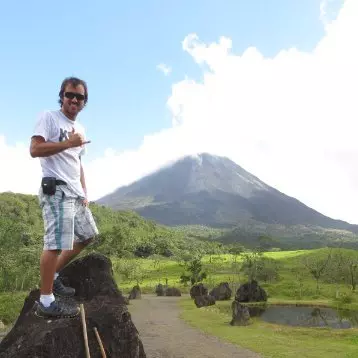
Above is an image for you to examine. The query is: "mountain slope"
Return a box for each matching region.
[96,153,358,233]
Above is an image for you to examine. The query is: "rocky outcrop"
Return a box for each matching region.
[235,280,267,303]
[194,295,216,308]
[209,282,232,300]
[155,284,166,296]
[165,287,181,296]
[129,285,142,300]
[190,283,208,299]
[230,301,251,326]
[0,253,146,358]
[154,284,181,297]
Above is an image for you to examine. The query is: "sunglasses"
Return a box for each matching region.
[64,92,85,101]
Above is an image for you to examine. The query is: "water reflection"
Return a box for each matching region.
[247,305,358,329]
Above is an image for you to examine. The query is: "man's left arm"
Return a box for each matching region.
[80,159,88,206]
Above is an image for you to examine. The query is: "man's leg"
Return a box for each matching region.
[37,189,79,317]
[55,200,99,273]
[37,248,79,317]
[55,239,93,273]
[40,250,60,294]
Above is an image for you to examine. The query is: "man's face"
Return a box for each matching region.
[61,84,86,118]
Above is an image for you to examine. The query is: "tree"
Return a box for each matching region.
[291,267,305,299]
[114,259,148,285]
[303,249,332,293]
[179,256,207,286]
[331,251,358,292]
[322,250,346,298]
[241,251,280,283]
[256,258,280,283]
[347,260,358,291]
[241,251,262,281]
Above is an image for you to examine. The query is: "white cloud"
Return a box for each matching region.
[0,136,41,195]
[320,0,344,30]
[2,0,358,224]
[156,63,172,76]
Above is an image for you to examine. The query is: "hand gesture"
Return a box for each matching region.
[68,128,90,148]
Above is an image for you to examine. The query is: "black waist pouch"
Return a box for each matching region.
[41,177,57,195]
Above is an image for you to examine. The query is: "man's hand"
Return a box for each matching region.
[68,128,90,148]
[82,198,89,207]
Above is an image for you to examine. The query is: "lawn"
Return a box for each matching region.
[2,247,358,358]
[0,292,28,325]
[115,248,358,307]
[113,248,358,357]
[179,298,358,358]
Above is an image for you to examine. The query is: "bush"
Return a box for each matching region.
[135,244,155,258]
[336,292,353,304]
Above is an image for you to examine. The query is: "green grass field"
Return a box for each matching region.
[179,298,358,358]
[0,292,28,325]
[115,248,358,306]
[115,248,358,357]
[1,248,358,357]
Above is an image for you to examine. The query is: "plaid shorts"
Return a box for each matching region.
[39,186,99,250]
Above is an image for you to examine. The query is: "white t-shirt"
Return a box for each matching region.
[33,110,87,198]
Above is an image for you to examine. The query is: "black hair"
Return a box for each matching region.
[58,77,88,106]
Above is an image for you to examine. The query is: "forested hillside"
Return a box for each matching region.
[0,192,223,293]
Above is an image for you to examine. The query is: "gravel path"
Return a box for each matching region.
[129,294,261,358]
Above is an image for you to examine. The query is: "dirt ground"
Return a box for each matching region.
[129,294,261,358]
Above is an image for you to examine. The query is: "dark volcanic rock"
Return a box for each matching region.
[230,301,251,326]
[129,285,142,300]
[209,282,232,300]
[190,283,208,299]
[165,287,181,296]
[0,253,146,358]
[155,284,166,296]
[194,295,216,308]
[154,285,181,296]
[235,280,267,303]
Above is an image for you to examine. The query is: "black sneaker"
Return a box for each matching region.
[35,300,79,318]
[53,277,75,297]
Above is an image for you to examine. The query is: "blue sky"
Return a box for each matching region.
[2,0,357,224]
[1,0,325,159]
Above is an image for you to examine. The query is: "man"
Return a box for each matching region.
[30,77,98,318]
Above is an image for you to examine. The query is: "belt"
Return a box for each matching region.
[56,180,67,186]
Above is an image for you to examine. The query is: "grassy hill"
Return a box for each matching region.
[0,192,224,293]
[216,220,358,250]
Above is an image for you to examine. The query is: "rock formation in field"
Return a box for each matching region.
[155,283,166,296]
[190,283,208,298]
[230,301,251,326]
[164,287,181,296]
[194,295,216,308]
[154,284,181,296]
[129,285,142,300]
[235,280,267,303]
[209,282,232,300]
[0,253,146,358]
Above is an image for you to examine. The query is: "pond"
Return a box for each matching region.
[247,305,358,329]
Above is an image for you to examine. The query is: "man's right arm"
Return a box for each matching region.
[30,136,71,158]
[30,129,86,158]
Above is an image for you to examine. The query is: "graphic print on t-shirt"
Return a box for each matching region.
[59,128,70,142]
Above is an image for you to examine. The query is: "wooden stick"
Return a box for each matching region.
[80,304,91,358]
[94,327,107,358]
